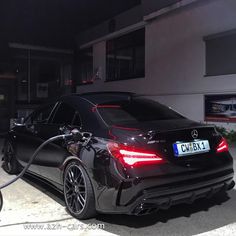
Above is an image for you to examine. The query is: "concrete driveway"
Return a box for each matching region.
[0,139,236,236]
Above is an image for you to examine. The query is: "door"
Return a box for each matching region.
[35,102,82,184]
[14,104,56,174]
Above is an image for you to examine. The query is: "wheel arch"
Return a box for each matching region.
[61,156,82,180]
[2,134,17,160]
[1,131,17,158]
[61,156,99,211]
[60,156,96,194]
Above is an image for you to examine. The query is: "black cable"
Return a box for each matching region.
[0,134,72,190]
[0,128,84,211]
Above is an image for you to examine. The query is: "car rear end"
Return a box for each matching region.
[93,97,234,215]
[106,125,234,215]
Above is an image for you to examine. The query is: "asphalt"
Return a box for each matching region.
[0,139,236,236]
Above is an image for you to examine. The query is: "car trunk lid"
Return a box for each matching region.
[109,119,222,178]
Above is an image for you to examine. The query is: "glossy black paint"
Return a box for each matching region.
[3,92,234,215]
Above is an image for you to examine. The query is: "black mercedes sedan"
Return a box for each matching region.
[2,92,234,219]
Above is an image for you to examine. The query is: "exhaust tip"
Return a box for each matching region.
[133,203,159,216]
[228,181,235,190]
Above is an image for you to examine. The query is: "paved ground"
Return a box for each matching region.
[0,139,236,236]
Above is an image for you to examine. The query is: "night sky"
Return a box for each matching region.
[0,0,141,50]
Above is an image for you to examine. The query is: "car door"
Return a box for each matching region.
[14,104,56,175]
[36,101,82,184]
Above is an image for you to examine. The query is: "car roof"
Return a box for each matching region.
[62,91,136,105]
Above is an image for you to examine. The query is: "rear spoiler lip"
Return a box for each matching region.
[146,125,217,141]
[109,124,217,141]
[110,124,216,134]
[148,125,216,133]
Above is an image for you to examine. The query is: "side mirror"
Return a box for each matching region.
[13,117,25,127]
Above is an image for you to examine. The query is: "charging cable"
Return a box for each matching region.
[0,128,83,211]
[0,134,72,190]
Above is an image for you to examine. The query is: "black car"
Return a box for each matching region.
[2,92,234,219]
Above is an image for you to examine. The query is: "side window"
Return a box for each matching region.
[51,102,78,125]
[72,111,82,127]
[25,105,54,125]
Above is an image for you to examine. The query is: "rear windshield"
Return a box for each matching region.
[97,98,185,125]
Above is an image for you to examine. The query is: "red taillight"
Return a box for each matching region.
[216,138,229,153]
[107,142,164,167]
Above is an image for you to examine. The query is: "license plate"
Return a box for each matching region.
[173,140,210,157]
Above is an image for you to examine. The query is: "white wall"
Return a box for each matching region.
[149,94,203,121]
[145,0,236,130]
[76,0,236,130]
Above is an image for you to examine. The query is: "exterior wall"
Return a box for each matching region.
[76,5,143,46]
[76,0,236,130]
[148,94,204,122]
[142,0,180,15]
[145,0,236,130]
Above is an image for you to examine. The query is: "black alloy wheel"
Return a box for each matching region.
[63,161,96,219]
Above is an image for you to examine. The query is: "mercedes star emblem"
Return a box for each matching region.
[191,130,198,139]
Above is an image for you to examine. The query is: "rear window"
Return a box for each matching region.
[97,98,185,125]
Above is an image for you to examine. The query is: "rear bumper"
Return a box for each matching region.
[131,172,234,215]
[97,167,234,215]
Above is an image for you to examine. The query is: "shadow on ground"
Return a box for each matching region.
[22,173,65,206]
[22,173,236,236]
[86,190,236,236]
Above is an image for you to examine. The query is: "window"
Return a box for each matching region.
[76,47,93,85]
[106,28,145,81]
[72,112,82,127]
[26,104,54,124]
[51,102,81,126]
[12,47,73,103]
[97,98,184,125]
[205,30,236,76]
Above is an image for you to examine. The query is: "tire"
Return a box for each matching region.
[63,161,97,219]
[2,141,21,174]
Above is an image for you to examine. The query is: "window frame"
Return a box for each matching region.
[204,29,236,77]
[49,101,82,127]
[96,98,185,126]
[25,103,56,125]
[106,28,145,82]
[76,47,94,86]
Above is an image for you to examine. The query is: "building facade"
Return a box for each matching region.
[75,0,236,130]
[0,44,74,131]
